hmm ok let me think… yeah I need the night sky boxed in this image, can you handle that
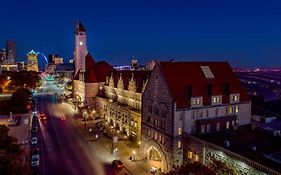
[1,0,281,68]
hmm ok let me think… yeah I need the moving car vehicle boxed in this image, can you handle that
[39,112,47,121]
[112,160,124,170]
[32,148,39,157]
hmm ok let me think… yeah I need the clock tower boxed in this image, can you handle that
[74,21,88,77]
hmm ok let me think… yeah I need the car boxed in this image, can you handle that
[31,137,38,145]
[32,148,39,157]
[31,127,38,133]
[31,155,39,167]
[39,113,47,121]
[112,160,124,169]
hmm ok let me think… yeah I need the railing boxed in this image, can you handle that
[187,135,281,175]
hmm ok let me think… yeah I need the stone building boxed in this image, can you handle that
[72,22,113,106]
[95,70,150,144]
[141,61,251,172]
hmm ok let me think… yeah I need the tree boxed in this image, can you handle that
[162,162,216,175]
[10,88,32,113]
[208,160,237,175]
[0,125,23,175]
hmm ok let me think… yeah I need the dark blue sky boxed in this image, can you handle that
[1,0,281,68]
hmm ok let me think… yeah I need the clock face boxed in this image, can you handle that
[79,41,83,46]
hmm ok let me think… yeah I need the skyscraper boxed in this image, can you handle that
[27,50,39,72]
[5,40,16,64]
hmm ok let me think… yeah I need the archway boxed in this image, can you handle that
[143,139,169,173]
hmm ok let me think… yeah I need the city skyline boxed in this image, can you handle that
[1,0,281,67]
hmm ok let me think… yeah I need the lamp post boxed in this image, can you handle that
[83,111,88,131]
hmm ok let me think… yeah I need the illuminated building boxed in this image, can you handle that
[141,61,251,172]
[73,22,113,105]
[0,41,18,72]
[27,50,39,72]
[48,54,63,64]
[95,70,150,145]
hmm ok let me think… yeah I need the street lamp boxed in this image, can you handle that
[132,150,136,161]
[83,111,88,131]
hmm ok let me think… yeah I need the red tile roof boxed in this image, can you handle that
[160,62,249,109]
[84,53,97,83]
[95,61,114,82]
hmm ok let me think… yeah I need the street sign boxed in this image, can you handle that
[113,136,118,143]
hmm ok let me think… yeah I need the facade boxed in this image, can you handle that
[72,22,113,106]
[95,70,150,144]
[141,61,251,172]
[0,41,18,72]
[27,50,39,72]
[48,54,64,64]
[5,40,16,64]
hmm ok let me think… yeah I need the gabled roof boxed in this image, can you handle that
[95,61,114,82]
[110,70,151,93]
[84,53,97,83]
[159,61,249,109]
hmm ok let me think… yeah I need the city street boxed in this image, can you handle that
[34,78,153,175]
[34,79,104,175]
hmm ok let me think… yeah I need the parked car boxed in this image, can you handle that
[31,137,38,145]
[112,160,124,169]
[31,155,39,167]
[32,148,39,157]
[31,127,38,133]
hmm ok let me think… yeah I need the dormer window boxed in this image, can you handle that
[191,97,203,107]
[230,94,240,103]
[212,95,222,105]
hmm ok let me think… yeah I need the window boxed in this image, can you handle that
[235,105,239,114]
[229,106,233,114]
[188,151,193,159]
[201,66,214,79]
[216,122,221,131]
[226,121,230,129]
[213,96,221,103]
[201,125,205,134]
[205,109,209,117]
[178,127,182,136]
[224,107,227,115]
[230,94,239,103]
[195,154,199,161]
[178,140,181,148]
[207,124,211,133]
[191,97,202,107]
[192,110,195,119]
[215,108,219,116]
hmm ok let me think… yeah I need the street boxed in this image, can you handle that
[32,78,153,175]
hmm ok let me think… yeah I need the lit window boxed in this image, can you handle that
[213,96,221,103]
[226,121,230,129]
[178,127,182,136]
[188,151,193,159]
[229,106,233,114]
[235,105,239,113]
[195,154,199,161]
[178,140,181,148]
